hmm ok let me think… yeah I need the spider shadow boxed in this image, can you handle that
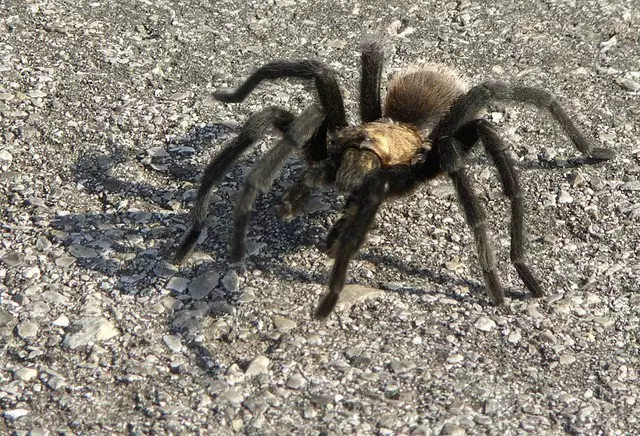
[70,120,329,262]
[60,121,346,375]
[519,154,611,171]
[359,251,488,303]
[74,123,237,203]
[61,121,553,373]
[360,247,541,304]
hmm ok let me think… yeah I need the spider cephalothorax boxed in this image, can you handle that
[173,42,614,319]
[332,121,425,192]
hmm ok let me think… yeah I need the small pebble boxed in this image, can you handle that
[569,172,585,187]
[616,78,640,92]
[68,245,99,259]
[146,146,169,158]
[218,388,243,406]
[163,334,183,353]
[188,271,219,300]
[273,316,297,333]
[600,35,617,52]
[474,316,496,332]
[620,181,640,191]
[52,315,70,327]
[221,270,239,292]
[166,276,189,293]
[559,354,576,365]
[557,190,574,204]
[285,374,307,390]
[16,320,39,339]
[55,254,76,267]
[2,252,23,267]
[62,317,118,349]
[245,356,270,377]
[23,265,41,280]
[14,367,38,381]
[507,331,522,344]
[447,354,464,364]
[335,284,385,312]
[4,409,29,420]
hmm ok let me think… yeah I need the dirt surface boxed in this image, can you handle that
[1,0,639,434]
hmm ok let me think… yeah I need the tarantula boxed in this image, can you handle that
[173,42,614,319]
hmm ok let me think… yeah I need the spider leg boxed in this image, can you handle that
[432,82,615,160]
[315,176,388,320]
[229,105,326,261]
[359,41,384,122]
[173,106,295,264]
[456,120,544,298]
[437,136,505,305]
[278,116,342,220]
[276,117,330,219]
[214,60,347,131]
[317,163,432,319]
[277,159,338,220]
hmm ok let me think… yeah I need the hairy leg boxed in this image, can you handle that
[214,60,348,131]
[229,105,326,261]
[456,120,543,298]
[359,41,384,122]
[436,136,504,305]
[173,107,295,264]
[317,163,434,319]
[315,176,387,319]
[277,159,338,220]
[431,81,615,160]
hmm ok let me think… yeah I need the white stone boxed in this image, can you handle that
[245,355,270,377]
[14,367,38,381]
[163,334,183,353]
[52,315,70,327]
[166,276,189,293]
[474,316,497,332]
[4,409,29,420]
[62,317,118,349]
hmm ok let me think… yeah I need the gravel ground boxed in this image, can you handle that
[1,0,639,434]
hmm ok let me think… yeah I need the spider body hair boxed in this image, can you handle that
[384,63,468,128]
[174,41,614,320]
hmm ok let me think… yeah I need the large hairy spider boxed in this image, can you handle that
[173,42,614,320]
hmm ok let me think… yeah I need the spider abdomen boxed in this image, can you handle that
[384,63,468,128]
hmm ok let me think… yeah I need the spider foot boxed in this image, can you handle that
[213,88,240,103]
[314,291,339,320]
[172,226,200,265]
[483,270,505,306]
[514,262,544,298]
[172,248,189,265]
[229,242,246,263]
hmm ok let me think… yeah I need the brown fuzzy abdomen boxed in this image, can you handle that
[383,64,467,128]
